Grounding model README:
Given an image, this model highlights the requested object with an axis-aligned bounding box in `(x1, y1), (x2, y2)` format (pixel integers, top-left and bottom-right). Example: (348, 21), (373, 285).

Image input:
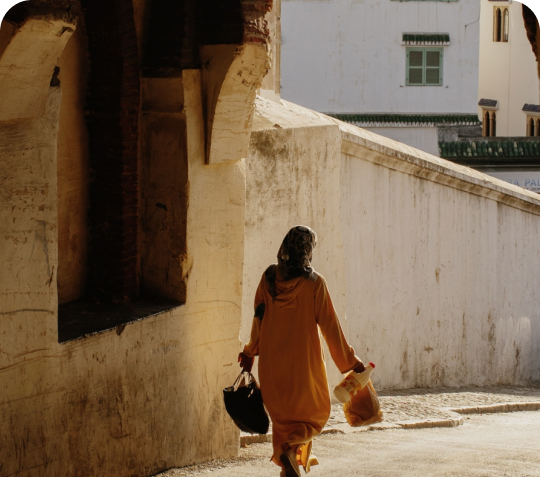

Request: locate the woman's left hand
(238, 352), (255, 373)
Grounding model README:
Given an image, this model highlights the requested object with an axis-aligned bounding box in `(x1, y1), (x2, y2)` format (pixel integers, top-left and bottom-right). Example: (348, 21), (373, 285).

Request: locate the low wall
(244, 97), (540, 391)
(340, 124), (540, 388)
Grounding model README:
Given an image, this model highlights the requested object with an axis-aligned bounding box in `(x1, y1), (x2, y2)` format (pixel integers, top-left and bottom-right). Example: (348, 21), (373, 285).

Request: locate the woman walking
(239, 225), (365, 477)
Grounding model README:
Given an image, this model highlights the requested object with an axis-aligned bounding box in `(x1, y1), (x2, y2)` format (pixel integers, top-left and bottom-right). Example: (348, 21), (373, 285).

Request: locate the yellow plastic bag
(343, 379), (383, 427)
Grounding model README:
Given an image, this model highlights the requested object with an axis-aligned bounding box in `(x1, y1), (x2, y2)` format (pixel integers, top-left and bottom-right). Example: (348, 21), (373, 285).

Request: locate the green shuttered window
(406, 47), (443, 86)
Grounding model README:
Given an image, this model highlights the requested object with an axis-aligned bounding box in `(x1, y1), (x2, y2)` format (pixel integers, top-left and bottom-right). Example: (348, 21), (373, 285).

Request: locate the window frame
(405, 47), (444, 87)
(526, 115), (540, 137)
(482, 109), (497, 137)
(493, 6), (509, 43)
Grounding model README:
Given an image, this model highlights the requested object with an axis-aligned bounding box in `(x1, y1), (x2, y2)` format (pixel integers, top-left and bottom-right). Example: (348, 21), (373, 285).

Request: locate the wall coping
(334, 118), (540, 216)
(255, 97), (540, 217)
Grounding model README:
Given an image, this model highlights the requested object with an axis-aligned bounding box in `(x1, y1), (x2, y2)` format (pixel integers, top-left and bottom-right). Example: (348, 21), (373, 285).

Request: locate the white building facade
(478, 0), (539, 137)
(281, 0), (482, 156)
(443, 0), (540, 193)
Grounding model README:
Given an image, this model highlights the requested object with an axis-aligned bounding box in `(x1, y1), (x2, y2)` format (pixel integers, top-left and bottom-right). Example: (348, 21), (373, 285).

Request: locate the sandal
(279, 446), (301, 477)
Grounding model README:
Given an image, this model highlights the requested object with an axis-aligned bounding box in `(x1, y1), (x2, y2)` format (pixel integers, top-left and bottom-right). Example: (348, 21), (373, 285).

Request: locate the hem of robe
(271, 428), (323, 474)
(271, 442), (319, 474)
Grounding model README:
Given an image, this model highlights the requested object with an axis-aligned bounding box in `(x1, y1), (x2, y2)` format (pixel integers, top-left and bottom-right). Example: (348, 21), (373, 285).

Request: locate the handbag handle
(233, 371), (254, 391)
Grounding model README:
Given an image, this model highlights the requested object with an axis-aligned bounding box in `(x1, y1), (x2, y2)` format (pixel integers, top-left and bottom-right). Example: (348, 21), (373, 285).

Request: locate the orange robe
(243, 270), (361, 472)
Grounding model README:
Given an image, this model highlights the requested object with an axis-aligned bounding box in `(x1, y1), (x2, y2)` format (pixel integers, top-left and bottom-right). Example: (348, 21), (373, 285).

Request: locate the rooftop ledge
(254, 96), (540, 217)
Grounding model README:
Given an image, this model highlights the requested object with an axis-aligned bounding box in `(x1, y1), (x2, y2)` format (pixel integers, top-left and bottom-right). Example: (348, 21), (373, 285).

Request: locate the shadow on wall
(15, 0), (272, 342)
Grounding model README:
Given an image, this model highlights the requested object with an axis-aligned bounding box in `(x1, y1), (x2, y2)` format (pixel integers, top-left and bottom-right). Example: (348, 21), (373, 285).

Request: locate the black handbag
(223, 372), (269, 435)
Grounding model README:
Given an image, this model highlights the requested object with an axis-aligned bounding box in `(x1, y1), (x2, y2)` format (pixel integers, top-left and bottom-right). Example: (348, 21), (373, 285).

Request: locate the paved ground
(158, 411), (540, 476)
(242, 385), (540, 439)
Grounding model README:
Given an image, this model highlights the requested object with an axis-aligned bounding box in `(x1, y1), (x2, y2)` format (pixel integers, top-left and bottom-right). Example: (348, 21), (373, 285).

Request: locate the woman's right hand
(238, 352), (255, 373)
(353, 362), (366, 374)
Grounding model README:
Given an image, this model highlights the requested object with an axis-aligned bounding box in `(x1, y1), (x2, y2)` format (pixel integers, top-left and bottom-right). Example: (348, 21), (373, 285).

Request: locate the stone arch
(0, 4), (76, 321)
(204, 0), (272, 164)
(140, 0), (272, 165)
(522, 4), (540, 98)
(523, 4), (540, 59)
(0, 4), (75, 121)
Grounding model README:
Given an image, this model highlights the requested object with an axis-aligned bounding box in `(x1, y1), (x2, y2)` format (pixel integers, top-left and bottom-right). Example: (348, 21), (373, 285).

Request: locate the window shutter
(408, 50), (424, 85)
(425, 50), (441, 85)
(406, 47), (443, 86)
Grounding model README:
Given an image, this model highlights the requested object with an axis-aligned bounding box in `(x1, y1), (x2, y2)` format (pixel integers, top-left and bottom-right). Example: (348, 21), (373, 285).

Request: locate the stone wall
(0, 4), (251, 476)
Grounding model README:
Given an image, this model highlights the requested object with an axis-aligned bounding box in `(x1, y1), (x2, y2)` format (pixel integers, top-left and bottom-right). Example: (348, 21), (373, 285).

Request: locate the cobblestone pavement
(242, 385), (540, 439)
(326, 385), (540, 428)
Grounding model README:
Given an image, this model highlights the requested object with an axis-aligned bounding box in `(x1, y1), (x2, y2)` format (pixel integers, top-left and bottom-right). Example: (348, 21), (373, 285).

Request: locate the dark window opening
(482, 110), (496, 138)
(494, 8), (502, 42)
(526, 117), (540, 137)
(57, 0), (187, 343)
(483, 110), (491, 137)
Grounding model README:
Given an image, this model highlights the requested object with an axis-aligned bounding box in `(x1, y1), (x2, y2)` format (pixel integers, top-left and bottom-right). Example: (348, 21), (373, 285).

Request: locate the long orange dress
(243, 268), (361, 472)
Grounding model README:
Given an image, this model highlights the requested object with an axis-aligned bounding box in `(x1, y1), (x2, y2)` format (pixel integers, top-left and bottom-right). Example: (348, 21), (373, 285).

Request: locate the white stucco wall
(478, 0), (539, 136)
(364, 126), (440, 157)
(281, 0), (480, 114)
(244, 97), (540, 392)
(340, 125), (540, 388)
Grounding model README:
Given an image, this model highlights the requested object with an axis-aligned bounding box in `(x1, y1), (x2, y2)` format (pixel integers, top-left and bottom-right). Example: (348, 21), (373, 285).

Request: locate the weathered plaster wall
(1, 90), (245, 477)
(339, 123), (540, 389)
(244, 97), (540, 394)
(1, 16), (245, 477)
(56, 25), (89, 304)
